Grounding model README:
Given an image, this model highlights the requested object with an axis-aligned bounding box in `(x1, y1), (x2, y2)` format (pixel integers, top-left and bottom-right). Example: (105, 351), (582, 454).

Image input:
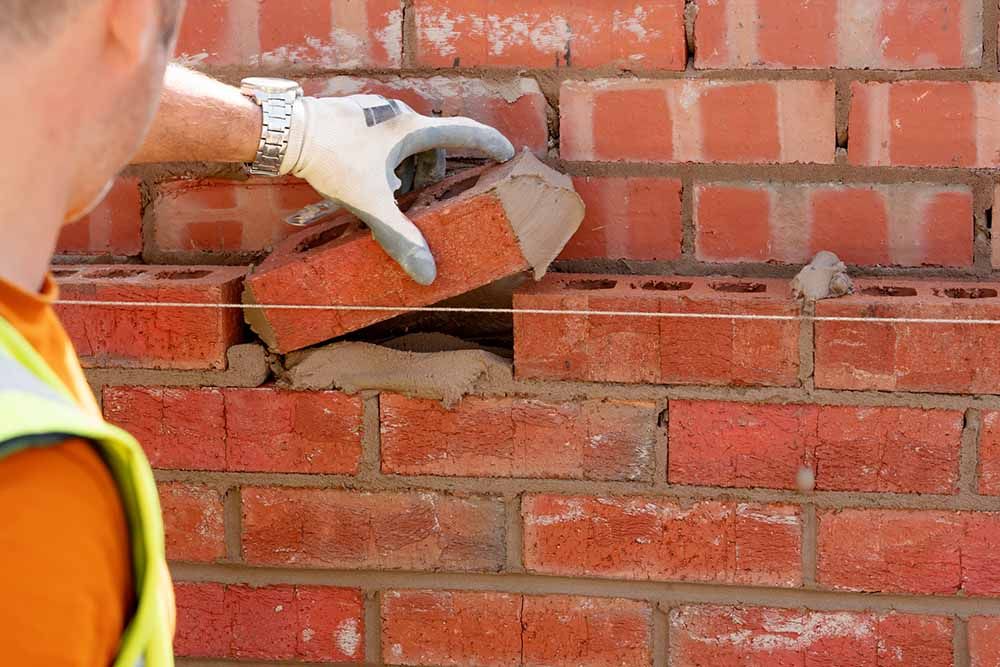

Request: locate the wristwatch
(240, 77), (304, 176)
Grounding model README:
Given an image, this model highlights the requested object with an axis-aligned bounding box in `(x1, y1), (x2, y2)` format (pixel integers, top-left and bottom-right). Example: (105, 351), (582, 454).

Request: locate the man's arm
(131, 65), (260, 164)
(133, 65), (514, 284)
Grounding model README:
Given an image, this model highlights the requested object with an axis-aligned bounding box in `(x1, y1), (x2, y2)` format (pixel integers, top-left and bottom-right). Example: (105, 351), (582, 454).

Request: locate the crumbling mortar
(982, 0), (999, 74)
(400, 0), (414, 69)
(679, 173), (696, 258)
(959, 409), (982, 496)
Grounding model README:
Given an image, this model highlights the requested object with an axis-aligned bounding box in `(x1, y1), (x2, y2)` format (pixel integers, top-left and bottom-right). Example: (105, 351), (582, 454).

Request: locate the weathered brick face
(63, 1), (1000, 664)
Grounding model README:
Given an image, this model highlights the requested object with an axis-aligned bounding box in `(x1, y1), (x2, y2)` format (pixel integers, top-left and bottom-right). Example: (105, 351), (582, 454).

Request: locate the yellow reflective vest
(0, 316), (174, 666)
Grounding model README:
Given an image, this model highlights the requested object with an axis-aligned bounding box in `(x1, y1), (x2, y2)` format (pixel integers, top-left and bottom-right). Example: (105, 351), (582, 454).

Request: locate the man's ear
(104, 0), (159, 68)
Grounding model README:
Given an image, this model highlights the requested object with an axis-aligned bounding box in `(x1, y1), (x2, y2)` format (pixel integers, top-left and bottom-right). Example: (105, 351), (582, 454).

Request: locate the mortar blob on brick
(281, 341), (512, 408)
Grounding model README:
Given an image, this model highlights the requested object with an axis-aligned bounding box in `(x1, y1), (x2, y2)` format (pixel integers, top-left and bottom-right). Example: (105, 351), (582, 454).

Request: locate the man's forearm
(132, 65), (261, 164)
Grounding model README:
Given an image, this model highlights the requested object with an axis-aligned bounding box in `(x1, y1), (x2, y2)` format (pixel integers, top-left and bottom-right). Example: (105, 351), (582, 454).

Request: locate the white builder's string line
(50, 299), (1000, 327)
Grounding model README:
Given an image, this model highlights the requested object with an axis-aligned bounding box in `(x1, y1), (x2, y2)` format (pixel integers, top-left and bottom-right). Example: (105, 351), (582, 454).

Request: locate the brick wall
(61, 1), (1000, 665)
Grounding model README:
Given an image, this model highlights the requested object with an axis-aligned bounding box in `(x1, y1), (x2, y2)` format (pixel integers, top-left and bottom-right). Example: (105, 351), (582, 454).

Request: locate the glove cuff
(279, 98), (309, 176)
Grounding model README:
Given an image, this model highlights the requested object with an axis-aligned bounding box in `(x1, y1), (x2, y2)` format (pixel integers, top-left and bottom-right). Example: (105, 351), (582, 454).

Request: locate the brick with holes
(513, 274), (799, 387)
(695, 0), (982, 70)
(815, 278), (1000, 394)
(244, 151), (584, 353)
(53, 265), (246, 370)
(561, 79), (834, 164)
(413, 0), (687, 70)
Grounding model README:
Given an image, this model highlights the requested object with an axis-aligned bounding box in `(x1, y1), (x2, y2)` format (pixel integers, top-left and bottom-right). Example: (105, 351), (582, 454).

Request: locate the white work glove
(280, 95), (516, 285)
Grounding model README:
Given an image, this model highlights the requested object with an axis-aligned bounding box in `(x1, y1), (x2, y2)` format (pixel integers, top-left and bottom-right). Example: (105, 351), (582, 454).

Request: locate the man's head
(1, 0), (184, 221)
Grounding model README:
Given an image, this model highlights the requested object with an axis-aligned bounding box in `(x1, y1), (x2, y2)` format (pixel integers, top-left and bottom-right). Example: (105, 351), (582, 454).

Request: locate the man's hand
(279, 95), (516, 285)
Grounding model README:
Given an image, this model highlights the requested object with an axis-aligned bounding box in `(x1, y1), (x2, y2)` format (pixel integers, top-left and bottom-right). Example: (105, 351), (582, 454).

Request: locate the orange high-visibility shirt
(0, 274), (133, 666)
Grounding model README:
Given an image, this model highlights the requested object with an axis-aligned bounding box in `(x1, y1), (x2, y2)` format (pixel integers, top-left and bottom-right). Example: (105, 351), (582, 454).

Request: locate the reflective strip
(0, 352), (70, 406)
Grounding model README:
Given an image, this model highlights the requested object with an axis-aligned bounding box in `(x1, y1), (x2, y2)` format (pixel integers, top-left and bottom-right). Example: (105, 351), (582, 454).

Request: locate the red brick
(174, 0), (402, 68)
(695, 185), (772, 262)
(668, 401), (962, 494)
(695, 182), (974, 267)
(381, 591), (522, 666)
(695, 0), (981, 69)
(158, 482), (225, 563)
(980, 411), (1000, 495)
(53, 265), (245, 370)
(560, 177), (683, 261)
(174, 582), (364, 662)
(174, 582), (229, 658)
(962, 512), (1000, 596)
(522, 495), (801, 586)
(382, 590), (652, 667)
(992, 185), (1000, 269)
(305, 76), (549, 156)
(969, 617), (1000, 667)
(224, 388), (363, 474)
(522, 596), (652, 667)
(848, 81), (1000, 167)
(381, 394), (658, 481)
(103, 386), (363, 473)
(242, 487), (505, 571)
(57, 178), (142, 256)
(149, 178), (321, 255)
(245, 152), (582, 353)
(514, 274), (799, 387)
(561, 79), (834, 164)
(413, 0), (686, 69)
(818, 509), (1000, 596)
(670, 605), (953, 666)
(815, 278), (1000, 394)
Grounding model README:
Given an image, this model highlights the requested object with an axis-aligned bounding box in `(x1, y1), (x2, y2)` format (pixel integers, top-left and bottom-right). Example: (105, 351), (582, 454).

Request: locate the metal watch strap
(241, 78), (303, 177)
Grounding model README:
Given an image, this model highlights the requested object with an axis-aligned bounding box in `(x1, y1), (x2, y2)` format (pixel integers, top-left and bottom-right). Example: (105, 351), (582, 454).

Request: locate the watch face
(241, 77), (301, 95)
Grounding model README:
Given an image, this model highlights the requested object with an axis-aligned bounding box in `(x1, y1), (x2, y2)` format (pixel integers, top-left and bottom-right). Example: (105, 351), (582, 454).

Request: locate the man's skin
(0, 0), (268, 294)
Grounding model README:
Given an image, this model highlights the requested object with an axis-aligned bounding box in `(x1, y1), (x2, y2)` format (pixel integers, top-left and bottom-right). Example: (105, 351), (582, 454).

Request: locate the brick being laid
(53, 264), (246, 370)
(243, 151), (584, 353)
(814, 278), (1000, 393)
(513, 274), (800, 387)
